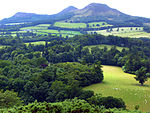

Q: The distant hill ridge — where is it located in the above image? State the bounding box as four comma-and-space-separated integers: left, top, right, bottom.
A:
13, 12, 38, 18
58, 6, 78, 15
0, 3, 150, 24
70, 3, 130, 22
76, 3, 122, 16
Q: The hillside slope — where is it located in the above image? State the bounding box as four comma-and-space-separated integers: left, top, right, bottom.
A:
0, 12, 51, 24
0, 3, 150, 25
57, 6, 78, 15
74, 3, 126, 18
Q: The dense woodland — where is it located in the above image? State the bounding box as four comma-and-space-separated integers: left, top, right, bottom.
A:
0, 33, 150, 112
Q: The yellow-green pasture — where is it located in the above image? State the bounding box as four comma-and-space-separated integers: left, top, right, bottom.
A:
25, 41, 46, 46
84, 44, 128, 52
88, 27, 150, 38
54, 22, 87, 28
36, 30, 81, 37
0, 45, 9, 48
88, 22, 112, 28
84, 65, 150, 112
20, 24, 50, 31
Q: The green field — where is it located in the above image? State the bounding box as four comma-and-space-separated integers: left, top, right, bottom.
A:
37, 29, 81, 34
10, 23, 150, 38
36, 24, 51, 27
84, 44, 129, 52
36, 29, 81, 37
0, 45, 8, 48
60, 30, 82, 35
20, 24, 50, 31
84, 65, 150, 112
19, 23, 82, 37
37, 29, 59, 34
25, 41, 46, 46
54, 21, 112, 29
12, 31, 27, 33
88, 22, 112, 28
88, 27, 150, 38
54, 22, 87, 28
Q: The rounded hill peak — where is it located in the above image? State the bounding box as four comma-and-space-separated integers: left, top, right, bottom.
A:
83, 3, 111, 12
13, 12, 37, 18
58, 6, 78, 15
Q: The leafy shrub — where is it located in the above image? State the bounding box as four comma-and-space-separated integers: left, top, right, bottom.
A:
99, 96, 126, 109
0, 98, 140, 113
0, 90, 23, 108
88, 94, 126, 109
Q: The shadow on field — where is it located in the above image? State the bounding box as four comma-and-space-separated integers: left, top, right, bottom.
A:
101, 81, 109, 84
131, 83, 150, 87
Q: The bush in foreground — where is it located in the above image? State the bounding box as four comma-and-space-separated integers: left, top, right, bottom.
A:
0, 90, 22, 108
87, 94, 126, 109
0, 98, 141, 113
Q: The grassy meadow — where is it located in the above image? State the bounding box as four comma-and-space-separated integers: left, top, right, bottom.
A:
37, 29, 81, 35
35, 29, 81, 38
20, 24, 50, 31
0, 45, 8, 48
54, 21, 112, 29
25, 41, 46, 46
36, 24, 51, 27
88, 27, 150, 38
88, 22, 112, 28
6, 23, 150, 38
18, 23, 82, 38
84, 44, 129, 52
84, 65, 150, 112
54, 22, 87, 28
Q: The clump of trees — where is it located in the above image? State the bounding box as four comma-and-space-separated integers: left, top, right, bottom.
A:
0, 90, 22, 108
135, 67, 150, 85
0, 56, 103, 104
0, 97, 128, 113
143, 26, 150, 33
87, 94, 126, 109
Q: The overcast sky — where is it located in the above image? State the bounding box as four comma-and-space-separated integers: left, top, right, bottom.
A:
0, 0, 150, 20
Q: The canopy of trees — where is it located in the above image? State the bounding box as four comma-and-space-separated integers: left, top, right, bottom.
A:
0, 33, 150, 110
